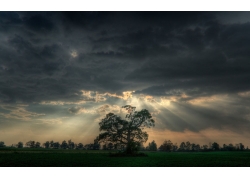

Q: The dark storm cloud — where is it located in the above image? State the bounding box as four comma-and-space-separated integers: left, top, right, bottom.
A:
25, 14, 54, 32
1, 11, 250, 134
127, 21, 250, 96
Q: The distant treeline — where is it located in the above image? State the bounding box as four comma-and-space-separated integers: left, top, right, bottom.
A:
0, 140, 248, 152
145, 140, 247, 152
0, 140, 100, 150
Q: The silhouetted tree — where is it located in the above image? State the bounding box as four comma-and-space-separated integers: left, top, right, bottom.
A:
68, 139, 75, 149
202, 145, 208, 150
159, 140, 173, 152
186, 141, 191, 151
191, 143, 195, 151
26, 141, 36, 148
195, 144, 200, 151
0, 141, 5, 148
228, 143, 235, 151
147, 140, 157, 151
53, 142, 60, 149
222, 144, 227, 150
85, 144, 93, 150
235, 143, 240, 150
173, 143, 178, 151
239, 143, 245, 150
96, 105, 155, 154
179, 142, 186, 151
212, 142, 220, 151
92, 139, 99, 150
35, 142, 41, 148
76, 143, 84, 149
43, 141, 50, 148
93, 143, 100, 150
17, 142, 23, 148
50, 141, 54, 148
179, 142, 200, 151
61, 140, 68, 149
190, 143, 200, 151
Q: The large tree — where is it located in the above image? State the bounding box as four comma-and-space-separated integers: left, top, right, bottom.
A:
96, 105, 155, 154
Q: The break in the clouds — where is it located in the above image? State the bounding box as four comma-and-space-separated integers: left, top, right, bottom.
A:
1, 12, 250, 146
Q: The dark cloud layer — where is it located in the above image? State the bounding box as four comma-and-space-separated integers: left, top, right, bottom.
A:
1, 12, 250, 137
1, 12, 250, 102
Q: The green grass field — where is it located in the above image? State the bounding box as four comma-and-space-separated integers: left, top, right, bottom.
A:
0, 148, 250, 167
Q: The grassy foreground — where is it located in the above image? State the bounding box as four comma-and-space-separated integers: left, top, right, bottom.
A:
0, 148, 250, 167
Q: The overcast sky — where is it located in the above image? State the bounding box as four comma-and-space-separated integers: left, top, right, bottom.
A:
1, 11, 250, 147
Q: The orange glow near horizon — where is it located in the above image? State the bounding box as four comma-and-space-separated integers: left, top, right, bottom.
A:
1, 90, 250, 148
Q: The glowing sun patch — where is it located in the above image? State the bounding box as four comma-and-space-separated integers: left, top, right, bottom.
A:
70, 50, 78, 58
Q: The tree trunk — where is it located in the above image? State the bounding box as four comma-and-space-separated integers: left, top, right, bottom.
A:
125, 130, 132, 154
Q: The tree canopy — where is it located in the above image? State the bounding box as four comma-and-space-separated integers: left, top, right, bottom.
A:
96, 105, 155, 154
0, 141, 5, 148
17, 142, 23, 148
159, 140, 173, 151
25, 141, 36, 148
147, 140, 157, 151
